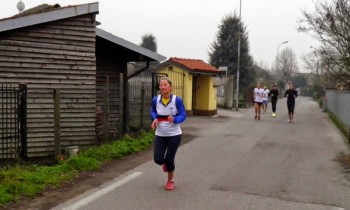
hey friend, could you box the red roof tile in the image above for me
[169,57,220,73]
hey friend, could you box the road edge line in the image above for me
[61,171,143,210]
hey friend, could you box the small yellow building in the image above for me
[158,57,221,116]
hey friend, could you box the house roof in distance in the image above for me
[160,57,220,75]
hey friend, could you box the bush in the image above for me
[313,91,320,100]
[318,98,323,108]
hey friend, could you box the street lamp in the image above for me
[235,0,242,111]
[275,41,288,92]
[276,41,288,73]
[276,41,288,87]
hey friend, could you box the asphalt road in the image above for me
[52,97,350,210]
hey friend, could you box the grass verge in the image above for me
[328,111,350,175]
[328,112,349,142]
[335,152,350,171]
[0,130,154,206]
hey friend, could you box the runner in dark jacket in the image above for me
[269,85,279,117]
[284,83,298,123]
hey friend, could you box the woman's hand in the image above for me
[168,115,174,123]
[151,119,158,129]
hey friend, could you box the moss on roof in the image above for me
[0,3,61,22]
[13,4,61,18]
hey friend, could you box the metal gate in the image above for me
[0,84,27,167]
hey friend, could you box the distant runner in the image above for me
[284,83,298,123]
[269,85,279,117]
[253,83,264,120]
[262,86,270,113]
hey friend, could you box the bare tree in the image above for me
[276,47,299,83]
[298,0,350,88]
[301,51,321,74]
[257,60,270,71]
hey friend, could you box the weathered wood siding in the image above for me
[0,14,97,157]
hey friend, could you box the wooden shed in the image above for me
[0,3,165,159]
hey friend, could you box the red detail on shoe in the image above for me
[165,180,175,190]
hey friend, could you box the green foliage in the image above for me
[64,156,101,171]
[318,97,323,108]
[312,82,325,100]
[209,13,255,88]
[80,130,154,161]
[313,91,320,100]
[0,130,155,205]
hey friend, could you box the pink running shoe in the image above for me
[165,180,175,190]
[162,164,167,172]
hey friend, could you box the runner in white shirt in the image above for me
[253,83,264,120]
[262,86,270,113]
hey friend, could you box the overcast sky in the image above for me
[1,0,320,71]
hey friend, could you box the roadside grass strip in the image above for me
[335,152,350,171]
[328,112,348,142]
[0,130,154,206]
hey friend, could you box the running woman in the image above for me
[150,77,187,190]
[253,83,264,120]
[284,83,298,123]
[269,85,279,117]
[262,86,270,113]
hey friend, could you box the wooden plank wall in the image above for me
[0,14,97,157]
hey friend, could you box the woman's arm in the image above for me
[150,96,158,120]
[174,97,187,124]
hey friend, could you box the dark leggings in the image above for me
[154,134,182,172]
[271,98,277,113]
[287,101,295,114]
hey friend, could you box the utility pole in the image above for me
[235,0,242,111]
[276,41,288,90]
[276,41,288,78]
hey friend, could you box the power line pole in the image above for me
[235,0,242,111]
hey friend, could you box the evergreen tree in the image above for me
[209,13,255,88]
[140,33,157,52]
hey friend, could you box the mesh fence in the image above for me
[325,90,350,128]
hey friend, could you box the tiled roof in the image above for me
[169,57,220,73]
